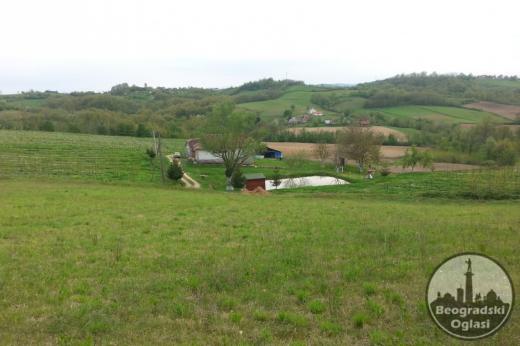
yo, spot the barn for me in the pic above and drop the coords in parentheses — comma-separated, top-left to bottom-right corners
(262, 147, 283, 160)
(244, 173, 266, 191)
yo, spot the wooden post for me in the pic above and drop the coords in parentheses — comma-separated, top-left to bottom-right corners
(152, 131, 158, 156)
(157, 132, 165, 184)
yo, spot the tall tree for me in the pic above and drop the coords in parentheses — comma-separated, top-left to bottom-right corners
(201, 102, 260, 190)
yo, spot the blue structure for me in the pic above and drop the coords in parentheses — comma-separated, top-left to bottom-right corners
(263, 147, 283, 159)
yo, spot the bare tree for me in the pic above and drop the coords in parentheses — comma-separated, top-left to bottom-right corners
(336, 127, 383, 171)
(314, 142, 330, 165)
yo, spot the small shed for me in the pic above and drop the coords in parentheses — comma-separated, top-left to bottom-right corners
(263, 147, 283, 160)
(244, 173, 266, 191)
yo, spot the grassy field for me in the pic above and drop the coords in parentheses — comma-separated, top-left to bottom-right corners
(0, 130, 184, 183)
(0, 180, 519, 345)
(238, 91, 327, 118)
(276, 169, 520, 200)
(374, 106, 506, 124)
(1, 130, 520, 344)
(238, 88, 367, 120)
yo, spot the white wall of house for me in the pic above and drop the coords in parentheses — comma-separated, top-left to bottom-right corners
(196, 150, 223, 163)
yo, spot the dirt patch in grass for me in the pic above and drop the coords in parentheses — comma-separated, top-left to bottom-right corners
(464, 101, 520, 121)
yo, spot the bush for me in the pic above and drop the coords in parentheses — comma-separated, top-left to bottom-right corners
(167, 160, 184, 181)
(146, 147, 156, 158)
(231, 170, 245, 189)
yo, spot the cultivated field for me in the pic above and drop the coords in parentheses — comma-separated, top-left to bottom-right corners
(0, 130, 184, 183)
(0, 180, 519, 345)
(265, 142, 413, 160)
(464, 101, 520, 121)
(374, 105, 506, 124)
(287, 126, 408, 141)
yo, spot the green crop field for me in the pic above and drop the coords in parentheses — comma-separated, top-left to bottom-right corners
(0, 130, 184, 183)
(374, 106, 507, 124)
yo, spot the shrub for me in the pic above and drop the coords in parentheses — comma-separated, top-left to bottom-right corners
(231, 169, 245, 189)
(146, 147, 156, 158)
(167, 160, 184, 181)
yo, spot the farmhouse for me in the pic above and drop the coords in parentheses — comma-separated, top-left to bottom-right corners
(185, 138, 223, 164)
(287, 114, 311, 125)
(308, 107, 323, 116)
(244, 173, 266, 191)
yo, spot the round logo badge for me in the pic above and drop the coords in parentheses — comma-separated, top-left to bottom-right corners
(426, 253, 514, 340)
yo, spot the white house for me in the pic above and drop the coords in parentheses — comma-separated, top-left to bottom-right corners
(185, 139, 223, 164)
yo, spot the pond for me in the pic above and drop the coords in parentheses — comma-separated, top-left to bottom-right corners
(265, 176, 349, 190)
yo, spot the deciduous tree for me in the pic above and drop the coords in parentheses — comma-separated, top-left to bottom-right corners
(336, 127, 383, 171)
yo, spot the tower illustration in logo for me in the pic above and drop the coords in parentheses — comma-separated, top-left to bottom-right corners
(427, 253, 514, 340)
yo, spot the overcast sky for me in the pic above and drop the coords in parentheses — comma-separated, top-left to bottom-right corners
(1, 0, 519, 93)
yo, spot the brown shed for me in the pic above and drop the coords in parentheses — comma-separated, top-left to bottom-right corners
(244, 173, 266, 191)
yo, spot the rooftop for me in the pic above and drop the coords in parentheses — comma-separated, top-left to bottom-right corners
(244, 173, 266, 180)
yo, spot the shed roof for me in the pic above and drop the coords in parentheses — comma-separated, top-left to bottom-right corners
(244, 173, 266, 180)
(264, 147, 282, 153)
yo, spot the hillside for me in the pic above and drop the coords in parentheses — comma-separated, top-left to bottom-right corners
(1, 127, 519, 344)
(2, 75, 519, 142)
(0, 130, 184, 183)
(1, 179, 519, 344)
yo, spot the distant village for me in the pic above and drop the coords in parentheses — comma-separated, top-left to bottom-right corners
(287, 107, 333, 126)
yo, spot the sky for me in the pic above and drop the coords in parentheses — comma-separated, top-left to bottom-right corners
(1, 0, 519, 93)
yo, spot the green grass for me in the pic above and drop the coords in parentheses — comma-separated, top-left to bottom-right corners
(275, 169, 520, 200)
(0, 130, 184, 183)
(237, 88, 360, 118)
(2, 97, 48, 108)
(476, 78, 520, 89)
(0, 130, 519, 344)
(0, 179, 518, 344)
(238, 90, 323, 117)
(374, 105, 507, 124)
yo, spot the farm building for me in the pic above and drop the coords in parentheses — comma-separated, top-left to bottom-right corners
(359, 118, 370, 127)
(244, 173, 266, 191)
(185, 139, 223, 164)
(262, 147, 283, 159)
(308, 107, 323, 116)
